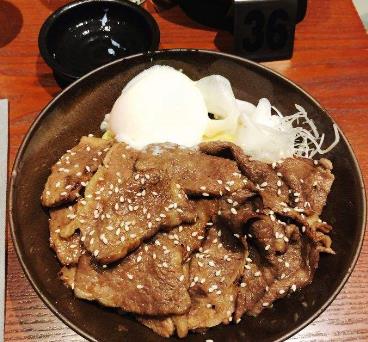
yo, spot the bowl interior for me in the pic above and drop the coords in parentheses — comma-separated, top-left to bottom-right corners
(43, 0, 158, 77)
(10, 50, 365, 342)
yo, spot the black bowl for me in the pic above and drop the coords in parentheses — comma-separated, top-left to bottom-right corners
(38, 0, 160, 86)
(9, 49, 366, 342)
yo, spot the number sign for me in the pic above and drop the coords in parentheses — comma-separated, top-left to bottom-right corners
(234, 0, 298, 61)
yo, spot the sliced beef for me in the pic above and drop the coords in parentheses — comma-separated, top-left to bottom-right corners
(277, 157, 334, 216)
(59, 266, 77, 289)
(234, 260, 268, 320)
(249, 215, 299, 256)
(74, 230, 191, 316)
(137, 316, 175, 338)
(200, 141, 335, 252)
(136, 144, 246, 197)
(166, 200, 218, 261)
(235, 230, 319, 319)
(61, 143, 196, 264)
(42, 137, 112, 207)
(199, 141, 334, 218)
(49, 206, 82, 265)
(142, 226, 245, 338)
(185, 226, 245, 332)
(216, 199, 258, 247)
(136, 200, 217, 336)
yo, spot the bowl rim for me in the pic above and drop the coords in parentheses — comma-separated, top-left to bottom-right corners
(9, 48, 367, 342)
(38, 0, 160, 81)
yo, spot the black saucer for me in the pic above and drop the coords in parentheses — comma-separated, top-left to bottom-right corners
(39, 0, 160, 86)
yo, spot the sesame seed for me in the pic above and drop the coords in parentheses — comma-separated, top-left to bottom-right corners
(217, 179, 223, 184)
(130, 233, 137, 239)
(227, 198, 233, 204)
(262, 302, 269, 307)
(284, 236, 289, 242)
(285, 262, 290, 268)
(265, 244, 270, 251)
(230, 207, 237, 215)
(254, 271, 261, 277)
(99, 234, 108, 245)
(202, 192, 210, 197)
(260, 182, 268, 187)
(137, 284, 144, 289)
(206, 304, 212, 309)
(240, 282, 246, 288)
(200, 186, 206, 190)
(291, 284, 297, 291)
(280, 273, 286, 279)
(279, 289, 285, 295)
(93, 250, 99, 257)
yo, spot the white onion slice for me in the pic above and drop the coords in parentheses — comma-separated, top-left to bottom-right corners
(196, 75, 240, 137)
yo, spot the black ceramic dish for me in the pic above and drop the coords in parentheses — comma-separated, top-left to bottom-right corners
(38, 0, 160, 86)
(9, 49, 366, 342)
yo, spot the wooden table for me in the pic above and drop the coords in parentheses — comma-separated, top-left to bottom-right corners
(1, 0, 367, 340)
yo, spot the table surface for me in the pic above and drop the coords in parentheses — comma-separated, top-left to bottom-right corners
(1, 0, 368, 341)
